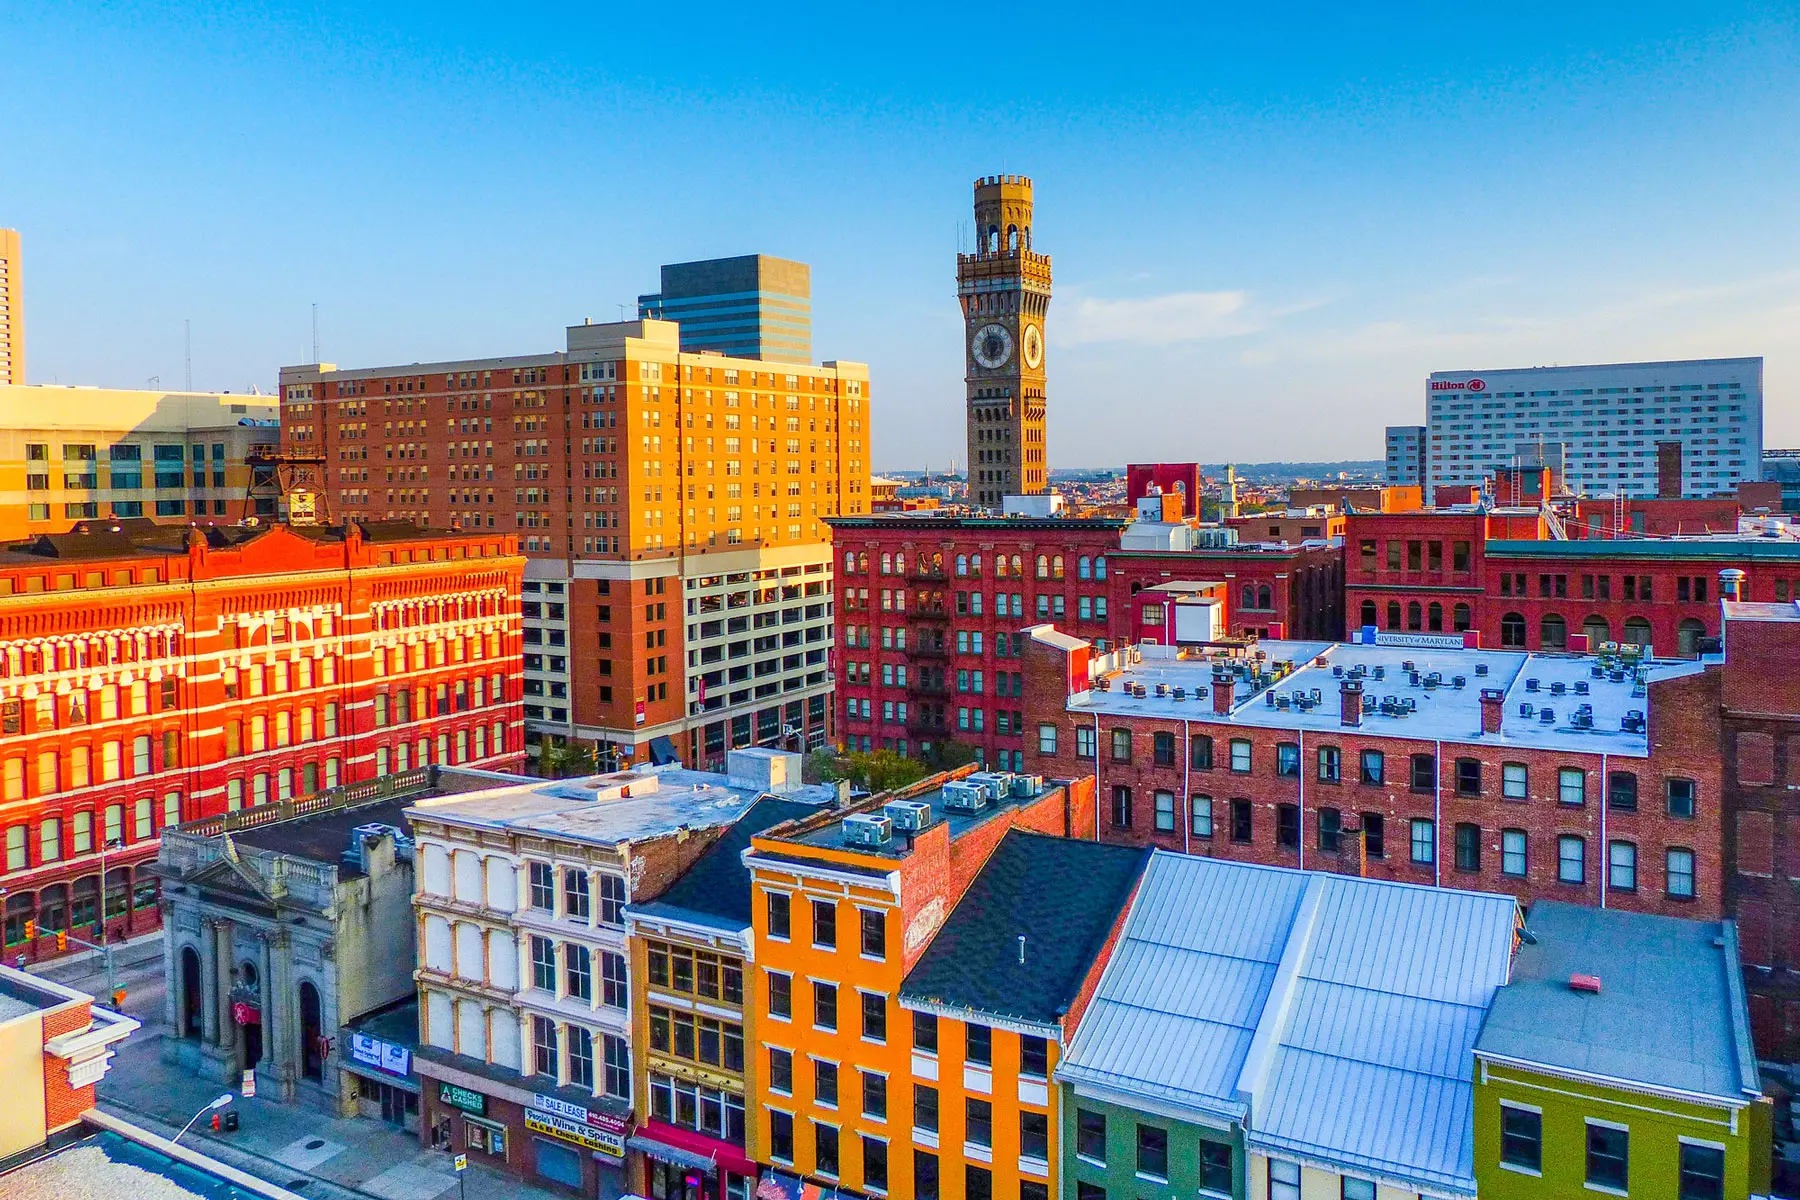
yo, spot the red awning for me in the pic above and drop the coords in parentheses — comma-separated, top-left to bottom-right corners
(636, 1120, 757, 1178)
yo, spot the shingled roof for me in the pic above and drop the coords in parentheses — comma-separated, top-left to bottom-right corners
(900, 831, 1149, 1029)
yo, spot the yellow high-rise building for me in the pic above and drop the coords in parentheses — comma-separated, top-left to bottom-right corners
(0, 229, 21, 385)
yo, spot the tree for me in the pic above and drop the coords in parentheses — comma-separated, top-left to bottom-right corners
(924, 740, 979, 772)
(537, 739, 598, 779)
(839, 750, 930, 795)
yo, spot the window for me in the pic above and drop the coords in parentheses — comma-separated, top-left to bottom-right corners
(768, 1048, 793, 1093)
(599, 873, 627, 924)
(1668, 777, 1697, 819)
(1152, 732, 1176, 766)
(1668, 848, 1696, 899)
(1410, 753, 1436, 791)
(813, 981, 837, 1030)
(965, 1165, 992, 1200)
(768, 971, 792, 1018)
(860, 991, 886, 1042)
(965, 1023, 991, 1067)
(1153, 791, 1175, 832)
(1076, 1185, 1105, 1200)
(1230, 799, 1252, 843)
(1559, 836, 1586, 884)
(567, 1025, 594, 1089)
(1342, 1180, 1375, 1200)
(1608, 841, 1637, 891)
(1076, 726, 1096, 759)
(862, 1071, 887, 1120)
(1019, 1109, 1049, 1161)
(814, 1122, 839, 1177)
(1037, 723, 1057, 754)
(1230, 740, 1251, 772)
(1317, 807, 1342, 853)
(1190, 734, 1213, 769)
(601, 951, 627, 1008)
(1607, 771, 1638, 811)
(767, 1109, 794, 1162)
(1110, 729, 1131, 762)
(1360, 750, 1384, 784)
(1270, 1159, 1301, 1200)
(1020, 1034, 1048, 1078)
(1137, 1125, 1168, 1179)
(1191, 795, 1213, 838)
(1558, 767, 1586, 806)
(1076, 1109, 1106, 1162)
(1679, 1142, 1725, 1200)
(564, 868, 591, 920)
(767, 890, 791, 939)
(1200, 1141, 1234, 1196)
(603, 1034, 630, 1099)
(814, 1059, 839, 1107)
(914, 1150, 939, 1200)
(1410, 819, 1435, 865)
(862, 1136, 888, 1191)
(564, 944, 592, 1001)
(1276, 743, 1299, 777)
(913, 1082, 939, 1134)
(1362, 813, 1385, 858)
(860, 908, 886, 959)
(1586, 1122, 1628, 1191)
(1455, 758, 1481, 796)
(1502, 763, 1527, 800)
(1277, 803, 1299, 848)
(1317, 746, 1341, 783)
(812, 898, 837, 949)
(532, 1016, 558, 1077)
(1110, 786, 1132, 829)
(1454, 823, 1480, 872)
(913, 1011, 938, 1053)
(531, 936, 556, 991)
(1502, 829, 1527, 877)
(965, 1097, 992, 1147)
(1500, 1104, 1542, 1171)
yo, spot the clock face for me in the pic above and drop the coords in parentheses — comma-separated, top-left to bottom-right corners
(971, 322, 1014, 370)
(1022, 323, 1043, 370)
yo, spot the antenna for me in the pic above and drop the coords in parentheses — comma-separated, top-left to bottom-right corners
(184, 319, 192, 392)
(311, 303, 320, 364)
(617, 303, 626, 321)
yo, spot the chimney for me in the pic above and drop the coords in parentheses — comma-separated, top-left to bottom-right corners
(1719, 568, 1746, 603)
(1339, 679, 1363, 727)
(1657, 441, 1683, 500)
(1212, 670, 1236, 714)
(1479, 687, 1505, 734)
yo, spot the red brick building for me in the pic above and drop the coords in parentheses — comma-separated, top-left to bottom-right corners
(0, 517, 525, 961)
(1108, 542, 1344, 643)
(1024, 631, 1724, 923)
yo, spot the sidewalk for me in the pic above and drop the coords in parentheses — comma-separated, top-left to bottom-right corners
(99, 1021, 557, 1200)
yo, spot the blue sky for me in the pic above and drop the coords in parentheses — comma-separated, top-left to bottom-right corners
(3, 2, 1797, 468)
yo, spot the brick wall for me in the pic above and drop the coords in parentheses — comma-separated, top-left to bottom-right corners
(40, 1000, 94, 1132)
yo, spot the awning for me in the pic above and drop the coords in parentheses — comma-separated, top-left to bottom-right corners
(627, 1133, 715, 1174)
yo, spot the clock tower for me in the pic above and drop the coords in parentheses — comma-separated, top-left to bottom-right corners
(959, 174, 1050, 508)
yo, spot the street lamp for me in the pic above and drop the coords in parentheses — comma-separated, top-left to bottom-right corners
(174, 1094, 234, 1143)
(97, 838, 123, 998)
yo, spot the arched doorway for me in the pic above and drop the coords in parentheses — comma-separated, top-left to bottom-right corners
(239, 962, 263, 1068)
(1501, 612, 1526, 648)
(299, 982, 323, 1082)
(1677, 618, 1707, 658)
(1540, 614, 1567, 649)
(1623, 616, 1653, 652)
(180, 947, 203, 1038)
(1583, 615, 1611, 647)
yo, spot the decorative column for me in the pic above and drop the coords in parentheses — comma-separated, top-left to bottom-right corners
(161, 909, 180, 1035)
(214, 920, 237, 1060)
(200, 919, 221, 1044)
(266, 930, 297, 1094)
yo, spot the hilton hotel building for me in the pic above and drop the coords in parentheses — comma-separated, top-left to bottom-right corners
(1425, 357, 1762, 498)
(278, 318, 870, 769)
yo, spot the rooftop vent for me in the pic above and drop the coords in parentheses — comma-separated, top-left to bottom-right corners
(1172, 687, 1187, 701)
(1539, 708, 1555, 724)
(1569, 974, 1602, 994)
(1475, 663, 1489, 677)
(1573, 680, 1590, 695)
(1452, 675, 1467, 689)
(1519, 703, 1535, 718)
(1524, 678, 1540, 692)
(1154, 683, 1169, 698)
(1550, 681, 1567, 696)
(1372, 665, 1386, 680)
(843, 813, 893, 848)
(1094, 678, 1111, 691)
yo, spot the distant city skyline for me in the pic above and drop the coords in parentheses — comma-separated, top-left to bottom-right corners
(2, 5, 1797, 466)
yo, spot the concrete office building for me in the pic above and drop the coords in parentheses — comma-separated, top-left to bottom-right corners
(0, 229, 20, 385)
(0, 386, 279, 539)
(279, 318, 869, 770)
(1385, 424, 1426, 486)
(1426, 358, 1763, 498)
(638, 256, 812, 364)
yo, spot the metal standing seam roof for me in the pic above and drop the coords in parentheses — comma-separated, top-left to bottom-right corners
(1474, 901, 1761, 1105)
(1058, 852, 1518, 1197)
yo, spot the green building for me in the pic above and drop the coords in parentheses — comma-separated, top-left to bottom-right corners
(1473, 901, 1771, 1200)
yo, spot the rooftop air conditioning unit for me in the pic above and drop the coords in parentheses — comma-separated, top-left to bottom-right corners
(1010, 774, 1043, 798)
(844, 813, 893, 847)
(966, 772, 1011, 801)
(941, 781, 988, 813)
(884, 800, 935, 833)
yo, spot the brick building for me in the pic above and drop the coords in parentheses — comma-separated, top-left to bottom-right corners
(827, 514, 1127, 769)
(1024, 631, 1725, 923)
(279, 317, 868, 771)
(1107, 541, 1344, 643)
(0, 965, 138, 1157)
(0, 517, 525, 962)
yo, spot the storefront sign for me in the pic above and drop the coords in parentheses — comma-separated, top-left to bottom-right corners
(525, 1110, 625, 1159)
(231, 1001, 260, 1026)
(529, 1092, 627, 1134)
(350, 1033, 412, 1077)
(438, 1082, 487, 1116)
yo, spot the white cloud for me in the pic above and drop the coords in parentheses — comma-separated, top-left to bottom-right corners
(1061, 290, 1256, 345)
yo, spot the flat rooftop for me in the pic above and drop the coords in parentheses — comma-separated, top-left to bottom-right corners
(1073, 639, 1705, 758)
(0, 1127, 302, 1200)
(774, 773, 1063, 860)
(407, 765, 839, 849)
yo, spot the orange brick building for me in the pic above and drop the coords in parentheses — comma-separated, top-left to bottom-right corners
(279, 318, 869, 770)
(0, 517, 525, 962)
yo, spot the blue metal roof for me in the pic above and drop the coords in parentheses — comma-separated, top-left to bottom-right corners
(1058, 852, 1518, 1196)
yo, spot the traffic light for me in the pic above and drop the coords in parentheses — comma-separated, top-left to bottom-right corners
(55, 930, 67, 952)
(22, 920, 34, 942)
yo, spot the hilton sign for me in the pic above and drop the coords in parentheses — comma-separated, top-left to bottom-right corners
(1430, 378, 1487, 392)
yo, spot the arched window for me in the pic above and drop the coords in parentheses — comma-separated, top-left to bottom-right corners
(1623, 616, 1653, 651)
(1258, 585, 1272, 610)
(1407, 601, 1423, 631)
(1094, 557, 1107, 580)
(1078, 556, 1092, 580)
(1036, 555, 1049, 580)
(1453, 602, 1472, 632)
(1360, 600, 1378, 628)
(1011, 555, 1023, 576)
(1501, 612, 1526, 648)
(1242, 584, 1257, 610)
(1583, 615, 1611, 647)
(844, 551, 855, 571)
(1052, 555, 1064, 580)
(1677, 617, 1707, 658)
(1007, 224, 1020, 251)
(1540, 614, 1567, 649)
(1387, 601, 1402, 630)
(955, 555, 968, 577)
(1428, 602, 1444, 632)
